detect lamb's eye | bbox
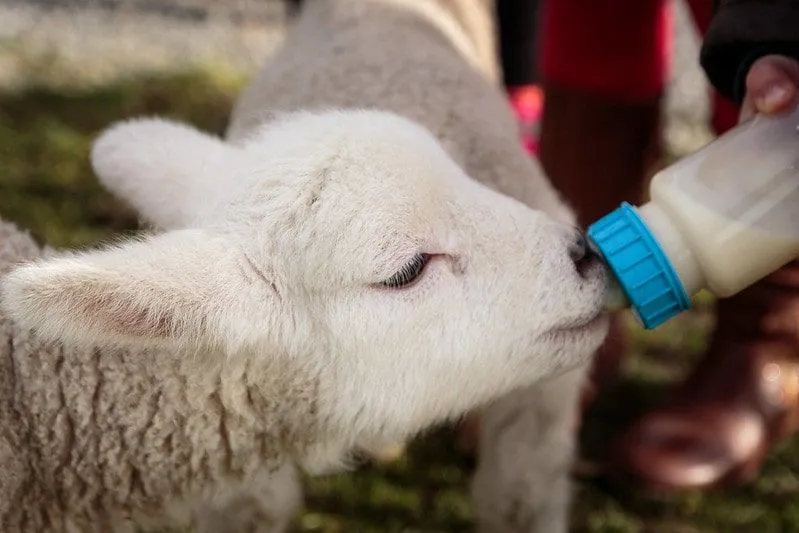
[380,253,431,289]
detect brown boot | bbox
[610,260,799,490]
[537,82,663,408]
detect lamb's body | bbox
[0,221,305,531]
[0,1,606,532]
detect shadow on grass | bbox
[3,70,799,533]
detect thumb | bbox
[745,54,799,115]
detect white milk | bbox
[641,180,799,297]
[589,106,799,326]
[640,105,799,298]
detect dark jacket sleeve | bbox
[700,0,799,104]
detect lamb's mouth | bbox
[542,312,609,343]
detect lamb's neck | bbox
[5,337,324,527]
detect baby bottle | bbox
[587,105,799,329]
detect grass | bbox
[3,67,799,532]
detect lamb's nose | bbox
[570,231,597,277]
[569,232,588,263]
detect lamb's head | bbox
[0,109,608,447]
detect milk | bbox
[587,105,799,329]
[641,182,799,297]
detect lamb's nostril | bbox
[569,232,588,263]
[570,232,598,277]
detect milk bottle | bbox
[587,105,799,329]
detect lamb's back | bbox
[226,0,572,222]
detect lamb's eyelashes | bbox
[378,253,431,289]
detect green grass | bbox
[3,67,799,533]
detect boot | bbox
[610,261,799,490]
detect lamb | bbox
[0,1,608,532]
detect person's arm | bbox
[700,0,799,104]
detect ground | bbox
[1,1,798,532]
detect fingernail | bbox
[756,84,792,113]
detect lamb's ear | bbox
[91,118,237,230]
[0,230,276,352]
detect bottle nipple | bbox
[587,202,692,329]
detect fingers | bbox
[740,54,799,122]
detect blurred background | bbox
[1,1,797,531]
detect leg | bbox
[194,463,303,533]
[472,368,586,533]
[496,0,545,155]
[496,0,541,88]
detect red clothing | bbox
[537,0,744,134]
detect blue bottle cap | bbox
[587,202,692,329]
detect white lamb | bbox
[0,1,608,532]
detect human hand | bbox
[739,54,799,122]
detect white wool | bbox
[0,1,608,531]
